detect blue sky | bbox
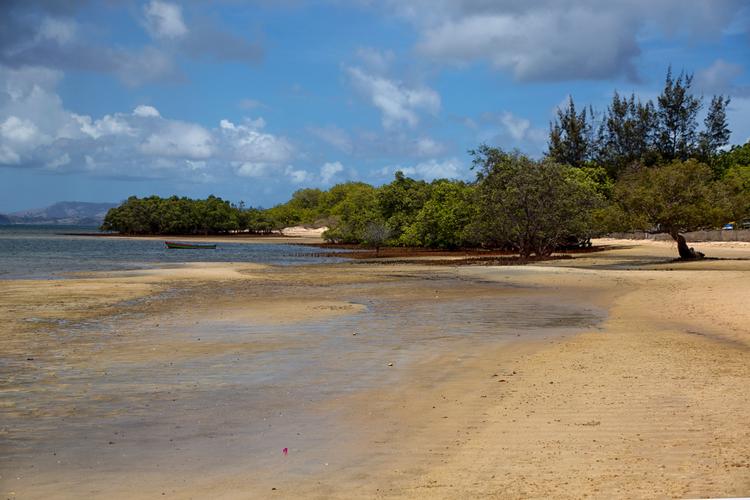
[1,0,749,212]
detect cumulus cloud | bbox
[383,0,749,82]
[468,110,548,156]
[0,66,293,179]
[320,161,344,184]
[143,1,188,39]
[74,113,135,140]
[140,121,213,159]
[140,2,262,64]
[0,4,183,86]
[494,111,548,148]
[382,158,464,181]
[285,166,312,184]
[37,17,77,45]
[347,66,441,129]
[133,105,161,118]
[414,137,445,157]
[220,118,292,165]
[0,1,261,86]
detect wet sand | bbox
[1,240,749,498]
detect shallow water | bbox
[1,274,605,495]
[0,225,347,279]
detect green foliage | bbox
[720,165,750,223]
[548,97,595,167]
[321,182,379,243]
[656,68,702,161]
[614,159,728,238]
[699,96,731,162]
[401,180,476,248]
[712,141,750,178]
[471,146,604,257]
[548,67,733,179]
[104,70,745,254]
[597,91,658,176]
[101,195,241,235]
[377,171,432,243]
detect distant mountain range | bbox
[0,201,118,225]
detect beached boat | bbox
[165,241,217,249]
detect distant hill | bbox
[0,213,11,225]
[6,201,118,225]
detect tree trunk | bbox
[675,233,705,260]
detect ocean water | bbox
[0,225,348,279]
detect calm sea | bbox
[0,225,348,279]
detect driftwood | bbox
[676,234,705,260]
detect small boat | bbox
[165,241,217,249]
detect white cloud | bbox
[1,2,259,87]
[133,105,161,118]
[0,114,40,165]
[497,111,548,145]
[140,121,214,159]
[0,145,20,165]
[1,116,40,144]
[75,114,135,139]
[472,110,548,156]
[0,68,71,164]
[285,166,311,184]
[235,162,268,178]
[143,1,188,39]
[414,137,445,157]
[384,158,464,181]
[308,125,353,154]
[386,0,748,82]
[320,161,344,184]
[417,10,636,81]
[37,17,77,45]
[499,112,532,142]
[0,65,295,179]
[219,118,292,164]
[347,66,441,129]
[46,153,70,169]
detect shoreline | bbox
[54,232,329,245]
[2,241,749,498]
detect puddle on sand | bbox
[1,278,604,495]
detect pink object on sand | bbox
[282,448,288,456]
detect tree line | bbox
[102,68,750,258]
[548,68,732,175]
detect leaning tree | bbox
[615,159,728,259]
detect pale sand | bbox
[1,240,749,498]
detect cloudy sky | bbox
[1,0,749,212]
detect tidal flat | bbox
[1,240,749,498]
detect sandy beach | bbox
[1,239,749,499]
